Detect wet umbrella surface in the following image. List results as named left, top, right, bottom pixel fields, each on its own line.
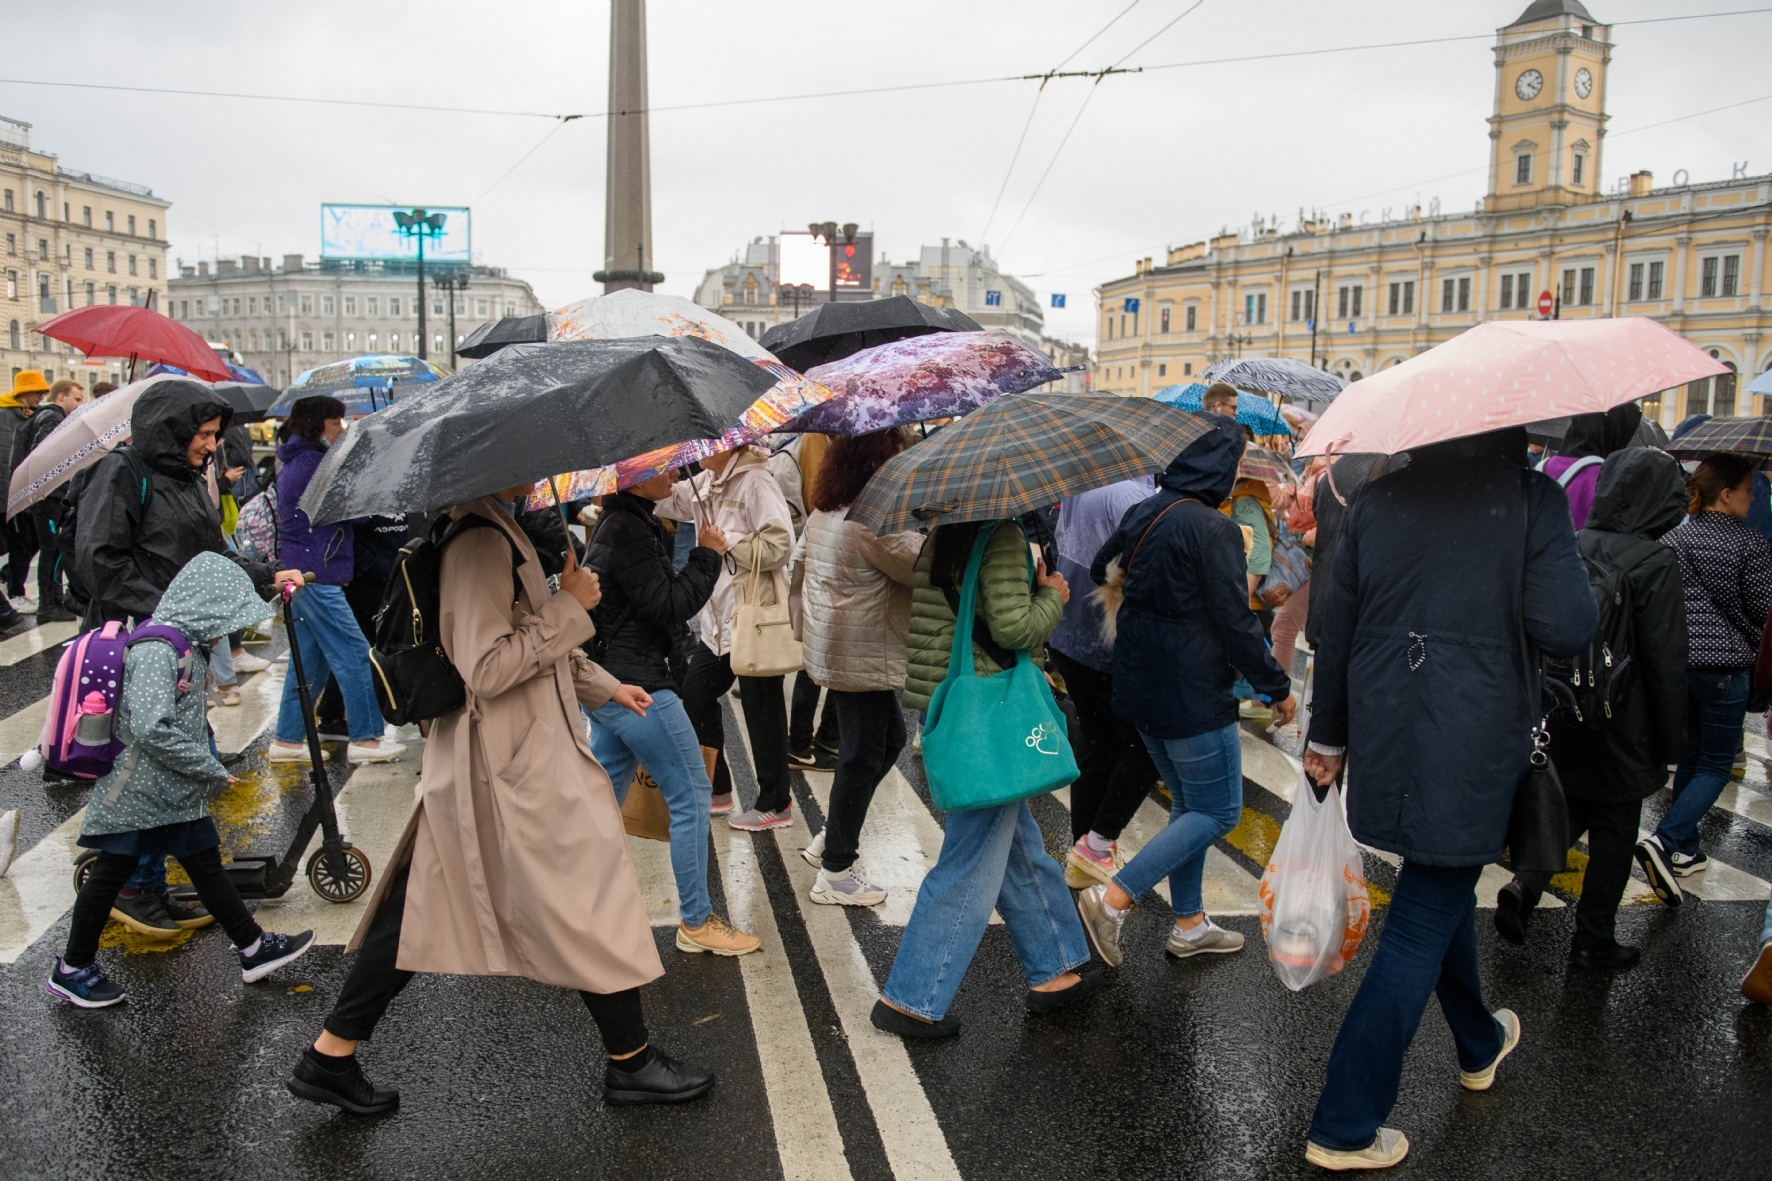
left=299, top=335, right=777, bottom=525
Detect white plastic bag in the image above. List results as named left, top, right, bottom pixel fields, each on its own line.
left=1258, top=772, right=1371, bottom=992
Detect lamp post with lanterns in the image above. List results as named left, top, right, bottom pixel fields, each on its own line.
left=431, top=270, right=470, bottom=371
left=809, top=221, right=860, bottom=303
left=392, top=208, right=445, bottom=362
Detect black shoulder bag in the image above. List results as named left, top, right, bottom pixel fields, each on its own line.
left=1506, top=483, right=1572, bottom=876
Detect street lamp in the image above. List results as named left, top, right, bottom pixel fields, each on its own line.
left=392, top=208, right=445, bottom=361
left=1224, top=331, right=1255, bottom=360
left=432, top=270, right=470, bottom=371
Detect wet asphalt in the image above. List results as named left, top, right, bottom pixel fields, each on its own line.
left=2, top=645, right=1771, bottom=1179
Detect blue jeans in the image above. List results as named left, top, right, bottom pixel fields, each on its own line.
left=589, top=690, right=713, bottom=928
left=1655, top=669, right=1750, bottom=856
left=1113, top=723, right=1243, bottom=918
left=1761, top=892, right=1772, bottom=947
left=1309, top=862, right=1503, bottom=1151
left=275, top=584, right=382, bottom=744
left=881, top=801, right=1089, bottom=1021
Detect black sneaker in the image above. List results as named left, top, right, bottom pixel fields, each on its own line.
left=286, top=1048, right=400, bottom=1115
left=109, top=890, right=182, bottom=937
left=787, top=745, right=836, bottom=771
left=1027, top=967, right=1106, bottom=1014
left=1493, top=880, right=1532, bottom=946
left=1634, top=837, right=1683, bottom=907
left=869, top=998, right=961, bottom=1039
left=814, top=737, right=840, bottom=758
left=1571, top=941, right=1641, bottom=971
left=44, top=957, right=126, bottom=1008
left=158, top=890, right=214, bottom=930
left=239, top=930, right=315, bottom=982
left=36, top=603, right=80, bottom=623
left=1669, top=850, right=1710, bottom=877
left=602, top=1048, right=716, bottom=1105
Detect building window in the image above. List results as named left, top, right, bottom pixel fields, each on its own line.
left=147, top=258, right=156, bottom=279
left=35, top=191, right=46, bottom=218
left=82, top=247, right=92, bottom=270
left=1160, top=305, right=1171, bottom=333
left=323, top=331, right=335, bottom=351
left=368, top=332, right=378, bottom=350
left=1182, top=361, right=1193, bottom=376
left=178, top=299, right=188, bottom=319
left=7, top=320, right=16, bottom=350
left=505, top=303, right=516, bottom=316
left=432, top=298, right=444, bottom=316
left=106, top=251, right=116, bottom=273
left=248, top=329, right=259, bottom=351
left=82, top=206, right=91, bottom=227
left=390, top=332, right=401, bottom=350
left=1515, top=154, right=1532, bottom=185
left=346, top=331, right=356, bottom=351
left=85, top=282, right=95, bottom=306
left=366, top=296, right=379, bottom=316
left=1386, top=281, right=1415, bottom=316
left=233, top=297, right=242, bottom=316
left=1718, top=254, right=1742, bottom=297
left=128, top=286, right=139, bottom=306
left=300, top=294, right=313, bottom=315
left=104, top=211, right=113, bottom=231
left=3, top=233, right=10, bottom=254
left=344, top=296, right=357, bottom=315
left=301, top=331, right=313, bottom=351
left=1572, top=154, right=1585, bottom=186
left=434, top=332, right=445, bottom=352
left=1157, top=363, right=1167, bottom=377
left=1578, top=267, right=1595, bottom=305
left=1646, top=260, right=1664, bottom=300
left=1184, top=305, right=1197, bottom=332
left=476, top=299, right=489, bottom=318
left=1244, top=293, right=1267, bottom=325
left=147, top=219, right=155, bottom=240
left=2, top=190, right=10, bottom=212
left=323, top=295, right=335, bottom=315
left=389, top=296, right=401, bottom=317
left=106, top=285, right=117, bottom=305
left=36, top=239, right=46, bottom=260
left=1500, top=274, right=1515, bottom=309
left=127, top=255, right=137, bottom=276
left=1700, top=257, right=1718, bottom=298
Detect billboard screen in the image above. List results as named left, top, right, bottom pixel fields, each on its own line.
left=832, top=233, right=872, bottom=291
left=777, top=233, right=829, bottom=289
left=320, top=204, right=471, bottom=262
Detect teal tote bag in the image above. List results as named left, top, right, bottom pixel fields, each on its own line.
left=920, top=522, right=1079, bottom=812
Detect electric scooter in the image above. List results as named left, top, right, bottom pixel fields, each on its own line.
left=73, top=579, right=373, bottom=904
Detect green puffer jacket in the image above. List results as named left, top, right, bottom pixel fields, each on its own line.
left=903, top=521, right=1064, bottom=711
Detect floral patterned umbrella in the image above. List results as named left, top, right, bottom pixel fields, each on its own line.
left=786, top=330, right=1066, bottom=437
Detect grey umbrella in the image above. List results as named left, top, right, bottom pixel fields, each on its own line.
left=1198, top=357, right=1346, bottom=403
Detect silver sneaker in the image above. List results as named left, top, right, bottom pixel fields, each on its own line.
left=727, top=806, right=793, bottom=831
left=1076, top=884, right=1126, bottom=968
left=810, top=866, right=886, bottom=907
left=1164, top=916, right=1245, bottom=958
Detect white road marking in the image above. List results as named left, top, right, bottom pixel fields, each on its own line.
left=0, top=810, right=83, bottom=963
left=0, top=696, right=48, bottom=769
left=0, top=619, right=79, bottom=668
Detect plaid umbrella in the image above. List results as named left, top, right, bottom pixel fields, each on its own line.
left=1237, top=444, right=1292, bottom=485
left=1666, top=416, right=1772, bottom=460
left=848, top=393, right=1209, bottom=535
left=1199, top=357, right=1346, bottom=403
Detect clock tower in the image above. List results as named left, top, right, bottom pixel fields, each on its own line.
left=1486, top=0, right=1612, bottom=212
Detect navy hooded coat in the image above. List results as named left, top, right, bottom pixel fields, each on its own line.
left=1091, top=417, right=1293, bottom=740
left=1309, top=428, right=1597, bottom=866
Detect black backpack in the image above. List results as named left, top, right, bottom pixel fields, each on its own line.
left=369, top=514, right=520, bottom=726
left=1543, top=548, right=1647, bottom=730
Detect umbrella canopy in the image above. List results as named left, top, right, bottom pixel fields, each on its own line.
left=1297, top=318, right=1728, bottom=458
left=847, top=393, right=1210, bottom=536
left=458, top=289, right=780, bottom=363
left=788, top=330, right=1063, bottom=436
left=456, top=313, right=547, bottom=359
left=35, top=304, right=232, bottom=382
left=1154, top=382, right=1294, bottom=436
left=1236, top=444, right=1292, bottom=485
left=760, top=295, right=981, bottom=371
left=215, top=381, right=279, bottom=423
left=301, top=336, right=781, bottom=525
left=1198, top=357, right=1346, bottom=403
left=268, top=354, right=447, bottom=418
left=1743, top=369, right=1772, bottom=398
left=1665, top=416, right=1772, bottom=461
left=6, top=374, right=181, bottom=518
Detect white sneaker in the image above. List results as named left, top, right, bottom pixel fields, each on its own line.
left=1459, top=1009, right=1521, bottom=1092
left=1304, top=1128, right=1409, bottom=1171
left=347, top=739, right=408, bottom=764
left=268, top=740, right=326, bottom=763
left=801, top=828, right=827, bottom=869
left=0, top=809, right=18, bottom=878
left=210, top=684, right=243, bottom=707
left=9, top=595, right=37, bottom=614
left=231, top=650, right=272, bottom=673
left=810, top=866, right=887, bottom=907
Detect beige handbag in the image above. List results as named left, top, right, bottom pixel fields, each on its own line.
left=729, top=542, right=803, bottom=676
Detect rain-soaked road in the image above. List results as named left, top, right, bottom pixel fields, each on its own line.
left=1, top=612, right=1769, bottom=1180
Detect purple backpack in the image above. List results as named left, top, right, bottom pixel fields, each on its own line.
left=36, top=621, right=195, bottom=779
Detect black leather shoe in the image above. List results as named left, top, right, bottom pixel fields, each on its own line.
left=603, top=1049, right=715, bottom=1105
left=286, top=1050, right=400, bottom=1115
left=1571, top=941, right=1641, bottom=971
left=1493, top=881, right=1532, bottom=946
left=870, top=998, right=960, bottom=1039
left=158, top=890, right=213, bottom=930
left=1027, top=967, right=1106, bottom=1014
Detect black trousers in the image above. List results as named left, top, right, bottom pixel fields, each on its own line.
left=30, top=500, right=72, bottom=607
left=323, top=868, right=649, bottom=1055
left=66, top=847, right=262, bottom=967
left=788, top=671, right=839, bottom=752
left=822, top=690, right=906, bottom=873
left=1515, top=795, right=1644, bottom=951
left=3, top=513, right=34, bottom=597
left=680, top=640, right=791, bottom=813
left=1049, top=648, right=1158, bottom=843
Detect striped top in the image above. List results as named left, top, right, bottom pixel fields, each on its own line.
left=1663, top=511, right=1772, bottom=670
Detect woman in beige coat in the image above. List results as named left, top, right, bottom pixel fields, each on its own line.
left=286, top=485, right=715, bottom=1115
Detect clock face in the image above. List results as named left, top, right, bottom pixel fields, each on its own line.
left=1515, top=68, right=1544, bottom=100
left=1574, top=68, right=1593, bottom=98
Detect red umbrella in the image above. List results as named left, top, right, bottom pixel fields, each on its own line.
left=34, top=304, right=232, bottom=382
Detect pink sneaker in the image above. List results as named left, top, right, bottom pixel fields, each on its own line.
left=1064, top=839, right=1119, bottom=890
left=728, top=806, right=793, bottom=832
left=709, top=792, right=735, bottom=816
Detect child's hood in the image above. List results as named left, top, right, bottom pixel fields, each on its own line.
left=149, top=552, right=273, bottom=643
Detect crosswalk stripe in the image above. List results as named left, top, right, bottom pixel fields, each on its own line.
left=0, top=618, right=79, bottom=668
left=0, top=696, right=48, bottom=768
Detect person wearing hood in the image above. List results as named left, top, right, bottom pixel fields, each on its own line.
left=1496, top=447, right=1688, bottom=970
left=1046, top=475, right=1157, bottom=889
left=0, top=370, right=48, bottom=610
left=1540, top=402, right=1643, bottom=529
left=270, top=396, right=404, bottom=766
left=1073, top=418, right=1296, bottom=969
left=15, top=378, right=86, bottom=620
left=1298, top=426, right=1596, bottom=1171
left=46, top=554, right=317, bottom=1008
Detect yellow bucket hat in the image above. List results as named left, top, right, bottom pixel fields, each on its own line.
left=8, top=370, right=51, bottom=397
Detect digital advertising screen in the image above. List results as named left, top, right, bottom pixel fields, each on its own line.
left=319, top=205, right=472, bottom=262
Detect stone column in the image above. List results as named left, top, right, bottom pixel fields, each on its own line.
left=597, top=0, right=661, bottom=293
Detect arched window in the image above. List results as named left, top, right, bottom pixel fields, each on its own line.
left=1687, top=350, right=1739, bottom=417
left=33, top=190, right=46, bottom=218
left=1347, top=371, right=1364, bottom=382
left=7, top=319, right=18, bottom=350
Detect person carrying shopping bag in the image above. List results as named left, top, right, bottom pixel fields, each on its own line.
left=872, top=515, right=1102, bottom=1039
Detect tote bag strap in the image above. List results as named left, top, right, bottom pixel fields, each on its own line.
left=945, top=521, right=1004, bottom=682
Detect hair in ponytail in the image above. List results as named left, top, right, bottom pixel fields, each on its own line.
left=1686, top=453, right=1757, bottom=516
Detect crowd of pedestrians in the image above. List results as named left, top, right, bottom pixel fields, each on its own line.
left=6, top=362, right=1772, bottom=1171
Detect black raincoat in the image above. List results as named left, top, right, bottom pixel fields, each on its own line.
left=1309, top=428, right=1597, bottom=866
left=583, top=490, right=720, bottom=694
left=1549, top=448, right=1689, bottom=802
left=75, top=380, right=274, bottom=626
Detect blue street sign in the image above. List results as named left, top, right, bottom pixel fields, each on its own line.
left=1050, top=293, right=1066, bottom=308
left=1123, top=297, right=1141, bottom=313
left=1347, top=321, right=1356, bottom=334
left=1306, top=318, right=1315, bottom=332
left=985, top=290, right=1002, bottom=306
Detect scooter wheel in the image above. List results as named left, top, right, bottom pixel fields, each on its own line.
left=72, top=849, right=99, bottom=894
left=306, top=844, right=372, bottom=903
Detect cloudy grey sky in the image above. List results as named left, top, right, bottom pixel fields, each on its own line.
left=6, top=1, right=1768, bottom=346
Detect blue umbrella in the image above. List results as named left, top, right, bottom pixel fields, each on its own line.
left=267, top=354, right=446, bottom=417
left=1153, top=382, right=1293, bottom=437
left=1742, top=369, right=1772, bottom=398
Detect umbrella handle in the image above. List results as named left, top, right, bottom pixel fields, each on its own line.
left=549, top=475, right=582, bottom=566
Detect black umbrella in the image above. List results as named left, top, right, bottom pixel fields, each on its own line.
left=299, top=335, right=778, bottom=525
left=456, top=313, right=548, bottom=360
left=759, top=295, right=980, bottom=371
left=214, top=381, right=280, bottom=423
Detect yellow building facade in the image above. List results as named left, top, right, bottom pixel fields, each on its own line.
left=1095, top=0, right=1769, bottom=428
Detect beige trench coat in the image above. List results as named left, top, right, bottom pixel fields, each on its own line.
left=347, top=498, right=662, bottom=994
